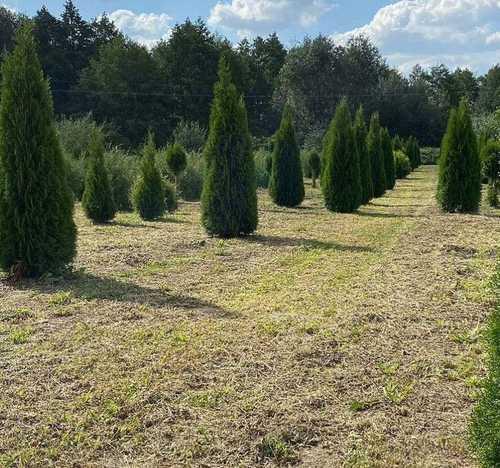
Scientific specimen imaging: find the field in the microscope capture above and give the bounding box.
[1,165,499,467]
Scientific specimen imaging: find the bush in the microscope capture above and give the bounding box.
[269,106,305,208]
[164,180,178,213]
[178,153,204,201]
[406,137,421,170]
[420,147,440,165]
[82,132,116,223]
[309,151,321,188]
[173,120,207,153]
[301,150,312,178]
[165,143,187,184]
[64,153,85,200]
[481,140,500,208]
[382,128,396,190]
[132,132,166,220]
[0,26,76,277]
[394,151,411,179]
[201,56,258,237]
[354,106,373,205]
[105,148,139,211]
[255,149,271,189]
[367,113,386,198]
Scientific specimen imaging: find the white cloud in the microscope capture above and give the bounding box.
[108,9,173,48]
[208,0,336,38]
[333,0,500,73]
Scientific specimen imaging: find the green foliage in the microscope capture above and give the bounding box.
[470,266,500,468]
[394,151,411,179]
[64,153,85,200]
[82,132,116,223]
[420,147,440,165]
[173,120,207,153]
[354,106,373,204]
[381,128,396,190]
[178,153,204,201]
[165,143,187,182]
[438,100,482,213]
[0,26,76,277]
[309,151,321,188]
[367,113,386,198]
[406,137,421,170]
[481,140,500,208]
[269,107,305,207]
[105,149,138,211]
[254,149,271,188]
[201,56,258,237]
[164,180,178,213]
[393,135,404,151]
[132,133,166,220]
[321,99,362,213]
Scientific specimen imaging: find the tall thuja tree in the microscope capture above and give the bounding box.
[367,113,386,198]
[322,99,362,213]
[0,26,76,277]
[354,106,373,205]
[133,132,166,221]
[406,137,420,170]
[381,128,396,190]
[201,55,257,237]
[269,106,305,207]
[82,132,116,223]
[437,99,481,212]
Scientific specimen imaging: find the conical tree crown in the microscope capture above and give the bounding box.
[406,137,419,170]
[321,98,362,213]
[269,106,305,207]
[82,131,116,223]
[381,128,396,190]
[354,106,373,205]
[367,113,386,198]
[201,55,258,237]
[0,25,76,276]
[132,132,166,220]
[437,99,481,213]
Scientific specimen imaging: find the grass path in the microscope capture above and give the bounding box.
[1,166,499,467]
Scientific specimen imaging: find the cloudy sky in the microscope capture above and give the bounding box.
[7,0,500,73]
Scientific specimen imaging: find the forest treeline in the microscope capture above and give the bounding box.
[1,0,499,148]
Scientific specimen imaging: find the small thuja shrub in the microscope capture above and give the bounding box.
[201,55,258,237]
[481,140,500,208]
[165,143,187,186]
[82,132,116,223]
[354,106,373,205]
[105,148,139,212]
[178,153,204,201]
[406,137,421,170]
[438,99,482,213]
[393,134,404,151]
[164,180,178,213]
[0,26,76,277]
[132,132,166,221]
[382,128,396,190]
[309,151,321,188]
[269,106,305,208]
[394,151,411,179]
[254,149,271,189]
[367,113,386,198]
[322,98,362,213]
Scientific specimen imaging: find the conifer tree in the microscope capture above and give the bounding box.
[322,99,362,213]
[381,128,396,190]
[269,107,304,207]
[0,26,76,277]
[367,113,386,198]
[165,143,187,186]
[481,140,500,208]
[354,106,373,205]
[201,55,257,237]
[406,137,421,170]
[132,132,166,220]
[309,151,321,188]
[393,135,404,151]
[437,99,482,213]
[82,132,116,223]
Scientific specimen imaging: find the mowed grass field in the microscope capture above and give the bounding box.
[1,165,499,467]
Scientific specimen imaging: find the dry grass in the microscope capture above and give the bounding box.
[0,166,499,467]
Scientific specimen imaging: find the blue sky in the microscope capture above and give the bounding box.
[7,0,500,74]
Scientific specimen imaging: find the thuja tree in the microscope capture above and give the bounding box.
[322,99,362,213]
[367,113,386,198]
[309,151,321,188]
[132,132,166,220]
[354,106,373,205]
[438,99,482,213]
[0,26,76,277]
[82,132,116,223]
[406,137,421,170]
[482,140,500,207]
[381,128,396,190]
[201,55,258,237]
[269,106,305,207]
[166,143,187,186]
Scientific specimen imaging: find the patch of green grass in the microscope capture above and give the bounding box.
[349,400,378,413]
[48,291,73,306]
[451,326,481,345]
[9,327,32,345]
[383,379,414,405]
[258,433,298,464]
[186,387,232,409]
[378,361,400,376]
[1,307,33,322]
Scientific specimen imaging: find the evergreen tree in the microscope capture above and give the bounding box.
[393,134,404,151]
[322,99,362,213]
[0,26,76,277]
[354,106,373,204]
[481,140,500,208]
[406,137,421,170]
[269,106,305,207]
[381,128,396,190]
[165,143,187,186]
[132,132,166,220]
[367,113,386,198]
[437,99,482,212]
[309,151,321,188]
[201,55,258,237]
[82,132,116,223]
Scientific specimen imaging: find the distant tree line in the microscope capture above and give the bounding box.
[1,1,499,148]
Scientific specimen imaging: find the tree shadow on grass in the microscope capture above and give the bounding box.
[16,271,238,319]
[356,211,426,219]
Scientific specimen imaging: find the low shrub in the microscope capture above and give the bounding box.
[394,151,411,179]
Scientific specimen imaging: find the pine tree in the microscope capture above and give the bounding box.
[165,143,187,186]
[82,132,116,223]
[269,107,305,207]
[381,128,396,190]
[437,99,482,213]
[201,55,258,237]
[309,151,321,188]
[322,99,362,213]
[354,106,373,205]
[132,132,166,221]
[367,113,386,198]
[0,26,76,277]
